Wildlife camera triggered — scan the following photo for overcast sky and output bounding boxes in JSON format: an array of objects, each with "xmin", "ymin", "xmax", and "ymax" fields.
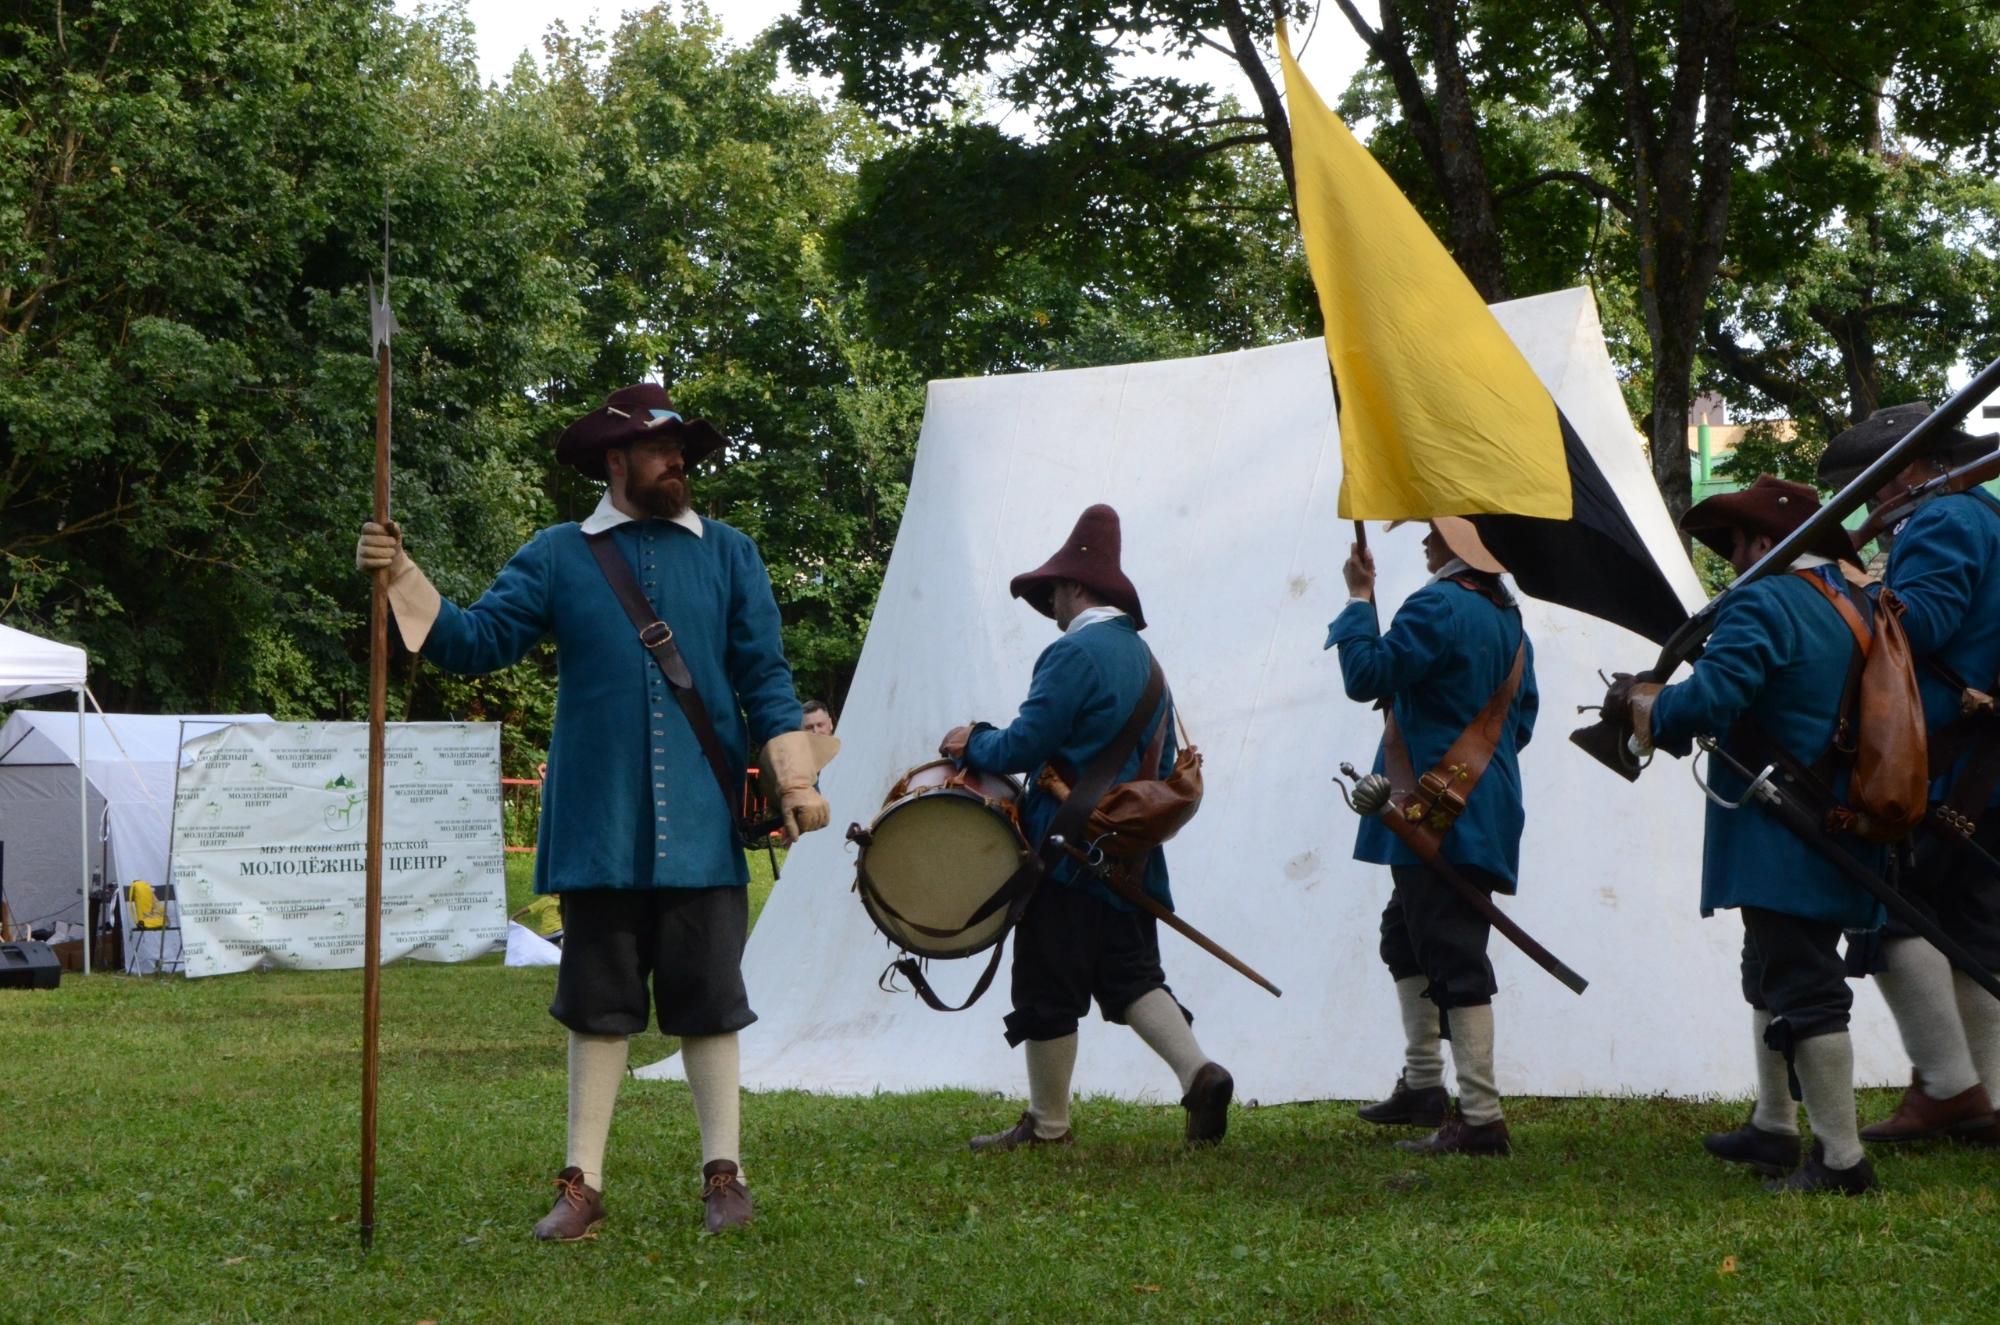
[{"xmin": 417, "ymin": 1, "xmax": 1368, "ymax": 115}]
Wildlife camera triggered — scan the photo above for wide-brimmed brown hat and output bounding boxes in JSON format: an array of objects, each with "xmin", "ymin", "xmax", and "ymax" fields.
[
  {"xmin": 1817, "ymin": 401, "xmax": 1991, "ymax": 485},
  {"xmin": 1009, "ymin": 504, "xmax": 1146, "ymax": 629},
  {"xmin": 555, "ymin": 383, "xmax": 727, "ymax": 481},
  {"xmin": 1681, "ymin": 474, "xmax": 1859, "ymax": 564},
  {"xmin": 1384, "ymin": 516, "xmax": 1506, "ymax": 575}
]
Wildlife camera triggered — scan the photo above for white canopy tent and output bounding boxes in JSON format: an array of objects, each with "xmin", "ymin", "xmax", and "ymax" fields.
[
  {"xmin": 641, "ymin": 285, "xmax": 1904, "ymax": 1101},
  {"xmin": 0, "ymin": 707, "xmax": 269, "ymax": 972},
  {"xmin": 0, "ymin": 622, "xmax": 89, "ymax": 971}
]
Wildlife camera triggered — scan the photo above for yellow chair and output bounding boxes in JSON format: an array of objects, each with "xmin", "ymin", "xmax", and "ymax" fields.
[{"xmin": 125, "ymin": 880, "xmax": 181, "ymax": 974}]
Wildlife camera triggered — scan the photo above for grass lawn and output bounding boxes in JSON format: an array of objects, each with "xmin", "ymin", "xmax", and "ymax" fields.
[{"xmin": 5, "ymin": 862, "xmax": 1995, "ymax": 1323}]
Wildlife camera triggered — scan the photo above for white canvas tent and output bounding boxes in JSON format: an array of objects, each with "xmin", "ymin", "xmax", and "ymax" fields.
[
  {"xmin": 0, "ymin": 622, "xmax": 89, "ymax": 968},
  {"xmin": 641, "ymin": 286, "xmax": 1903, "ymax": 1101},
  {"xmin": 0, "ymin": 709, "xmax": 269, "ymax": 971}
]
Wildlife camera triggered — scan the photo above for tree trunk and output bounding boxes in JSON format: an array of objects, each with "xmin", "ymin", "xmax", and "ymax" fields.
[
  {"xmin": 1330, "ymin": 0, "xmax": 1511, "ymax": 300},
  {"xmin": 1649, "ymin": 329, "xmax": 1698, "ymax": 525},
  {"xmin": 1414, "ymin": 1, "xmax": 1510, "ymax": 300},
  {"xmin": 1606, "ymin": 0, "xmax": 1738, "ymax": 527},
  {"xmin": 1217, "ymin": 0, "xmax": 1295, "ymax": 206}
]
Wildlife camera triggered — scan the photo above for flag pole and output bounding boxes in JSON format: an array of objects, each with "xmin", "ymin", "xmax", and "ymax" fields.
[{"xmin": 360, "ymin": 205, "xmax": 398, "ymax": 1251}]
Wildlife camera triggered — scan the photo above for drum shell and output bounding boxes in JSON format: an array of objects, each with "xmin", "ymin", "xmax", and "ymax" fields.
[{"xmin": 855, "ymin": 762, "xmax": 1029, "ymax": 961}]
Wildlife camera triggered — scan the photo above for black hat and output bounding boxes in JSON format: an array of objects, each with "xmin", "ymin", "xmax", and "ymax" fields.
[
  {"xmin": 1817, "ymin": 402, "xmax": 1990, "ymax": 485},
  {"xmin": 555, "ymin": 383, "xmax": 726, "ymax": 481}
]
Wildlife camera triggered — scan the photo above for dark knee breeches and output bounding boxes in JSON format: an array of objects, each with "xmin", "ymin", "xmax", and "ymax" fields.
[{"xmin": 1378, "ymin": 862, "xmax": 1501, "ymax": 1010}]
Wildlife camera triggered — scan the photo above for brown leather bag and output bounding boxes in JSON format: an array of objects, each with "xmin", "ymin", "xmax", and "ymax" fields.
[
  {"xmin": 1792, "ymin": 571, "xmax": 1929, "ymax": 841},
  {"xmin": 1036, "ymin": 679, "xmax": 1203, "ymax": 858}
]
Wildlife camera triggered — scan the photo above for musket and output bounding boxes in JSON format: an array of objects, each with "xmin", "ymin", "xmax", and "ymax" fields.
[
  {"xmin": 360, "ymin": 207, "xmax": 399, "ymax": 1251},
  {"xmin": 1848, "ymin": 443, "xmax": 2000, "ymax": 552},
  {"xmin": 1333, "ymin": 764, "xmax": 1589, "ymax": 995},
  {"xmin": 1047, "ymin": 836, "xmax": 1283, "ymax": 997},
  {"xmin": 1570, "ymin": 353, "xmax": 2000, "ymax": 779},
  {"xmin": 1695, "ymin": 736, "xmax": 2000, "ymax": 1004}
]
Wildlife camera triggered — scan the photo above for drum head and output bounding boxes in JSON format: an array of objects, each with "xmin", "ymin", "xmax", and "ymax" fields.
[{"xmin": 858, "ymin": 791, "xmax": 1028, "ymax": 961}]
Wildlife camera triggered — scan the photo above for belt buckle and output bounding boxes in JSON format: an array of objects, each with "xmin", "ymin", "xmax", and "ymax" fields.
[{"xmin": 639, "ymin": 620, "xmax": 673, "ymax": 647}]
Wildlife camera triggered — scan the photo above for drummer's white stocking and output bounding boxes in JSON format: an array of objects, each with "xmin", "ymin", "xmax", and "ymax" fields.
[
  {"xmin": 1126, "ymin": 988, "xmax": 1209, "ymax": 1094},
  {"xmin": 565, "ymin": 1031, "xmax": 629, "ymax": 1190},
  {"xmin": 682, "ymin": 1033, "xmax": 743, "ymax": 1172},
  {"xmin": 1025, "ymin": 1034, "xmax": 1077, "ymax": 1138}
]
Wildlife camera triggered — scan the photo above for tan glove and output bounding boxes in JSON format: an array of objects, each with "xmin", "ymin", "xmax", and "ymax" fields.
[
  {"xmin": 354, "ymin": 519, "xmax": 442, "ymax": 651},
  {"xmin": 759, "ymin": 729, "xmax": 838, "ymax": 843},
  {"xmin": 1627, "ymin": 682, "xmax": 1663, "ymax": 755}
]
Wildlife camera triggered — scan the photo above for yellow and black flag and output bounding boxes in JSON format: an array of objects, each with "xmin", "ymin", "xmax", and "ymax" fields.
[{"xmin": 1277, "ymin": 25, "xmax": 1686, "ymax": 644}]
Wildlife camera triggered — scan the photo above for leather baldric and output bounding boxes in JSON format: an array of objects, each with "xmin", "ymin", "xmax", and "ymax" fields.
[
  {"xmin": 584, "ymin": 529, "xmax": 778, "ymax": 845},
  {"xmin": 1382, "ymin": 642, "xmax": 1527, "ymax": 850},
  {"xmin": 893, "ymin": 654, "xmax": 1167, "ymax": 1013}
]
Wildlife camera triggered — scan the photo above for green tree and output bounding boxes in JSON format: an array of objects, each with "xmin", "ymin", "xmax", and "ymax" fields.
[
  {"xmin": 0, "ymin": 1, "xmax": 595, "ymax": 758},
  {"xmin": 781, "ymin": 2, "xmax": 1319, "ymax": 380}
]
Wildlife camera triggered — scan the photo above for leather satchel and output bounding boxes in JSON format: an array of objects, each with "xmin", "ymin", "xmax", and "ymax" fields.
[
  {"xmin": 1791, "ymin": 570, "xmax": 1929, "ymax": 842},
  {"xmin": 1035, "ymin": 656, "xmax": 1204, "ymax": 858}
]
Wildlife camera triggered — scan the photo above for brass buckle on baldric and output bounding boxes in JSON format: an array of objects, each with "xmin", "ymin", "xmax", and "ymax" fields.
[
  {"xmin": 639, "ymin": 621, "xmax": 673, "ymax": 647},
  {"xmin": 1414, "ymin": 766, "xmax": 1470, "ymax": 832}
]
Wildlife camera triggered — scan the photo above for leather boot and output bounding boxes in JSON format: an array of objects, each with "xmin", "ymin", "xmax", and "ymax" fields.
[
  {"xmin": 532, "ymin": 1166, "xmax": 606, "ymax": 1242},
  {"xmin": 701, "ymin": 1160, "xmax": 753, "ymax": 1233},
  {"xmin": 968, "ymin": 1110, "xmax": 1074, "ymax": 1153},
  {"xmin": 1702, "ymin": 1115, "xmax": 1802, "ymax": 1176},
  {"xmin": 1766, "ymin": 1139, "xmax": 1877, "ymax": 1195},
  {"xmin": 1357, "ymin": 1074, "xmax": 1451, "ymax": 1128},
  {"xmin": 1182, "ymin": 1062, "xmax": 1234, "ymax": 1146},
  {"xmin": 1858, "ymin": 1074, "xmax": 1996, "ymax": 1143},
  {"xmin": 1394, "ymin": 1106, "xmax": 1511, "ymax": 1157}
]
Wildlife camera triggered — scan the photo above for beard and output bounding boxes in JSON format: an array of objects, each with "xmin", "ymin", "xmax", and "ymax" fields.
[{"xmin": 627, "ymin": 473, "xmax": 689, "ymax": 520}]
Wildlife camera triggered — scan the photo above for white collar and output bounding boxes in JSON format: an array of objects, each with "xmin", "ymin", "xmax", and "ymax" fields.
[
  {"xmin": 1791, "ymin": 552, "xmax": 1834, "ymax": 570},
  {"xmin": 1065, "ymin": 605, "xmax": 1128, "ymax": 635},
  {"xmin": 578, "ymin": 491, "xmax": 704, "ymax": 538},
  {"xmin": 1424, "ymin": 557, "xmax": 1471, "ymax": 586}
]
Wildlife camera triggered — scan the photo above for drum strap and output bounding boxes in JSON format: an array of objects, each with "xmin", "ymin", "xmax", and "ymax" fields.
[
  {"xmin": 584, "ymin": 529, "xmax": 780, "ymax": 846},
  {"xmin": 892, "ymin": 655, "xmax": 1168, "ymax": 1012}
]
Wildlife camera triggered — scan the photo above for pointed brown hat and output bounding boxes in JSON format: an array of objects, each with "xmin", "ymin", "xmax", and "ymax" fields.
[
  {"xmin": 555, "ymin": 383, "xmax": 726, "ymax": 481},
  {"xmin": 1009, "ymin": 504, "xmax": 1147, "ymax": 629}
]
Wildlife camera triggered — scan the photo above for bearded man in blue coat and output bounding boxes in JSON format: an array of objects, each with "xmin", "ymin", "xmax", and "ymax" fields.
[
  {"xmin": 938, "ymin": 505, "xmax": 1236, "ymax": 1151},
  {"xmin": 356, "ymin": 384, "xmax": 833, "ymax": 1238},
  {"xmin": 1620, "ymin": 476, "xmax": 1886, "ymax": 1194},
  {"xmin": 1331, "ymin": 518, "xmax": 1538, "ymax": 1158},
  {"xmin": 1818, "ymin": 405, "xmax": 2000, "ymax": 1147}
]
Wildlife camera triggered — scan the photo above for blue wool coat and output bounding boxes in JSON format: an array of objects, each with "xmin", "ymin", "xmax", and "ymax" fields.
[
  {"xmin": 1326, "ymin": 580, "xmax": 1539, "ymax": 891},
  {"xmin": 962, "ymin": 616, "xmax": 1176, "ymax": 911},
  {"xmin": 1884, "ymin": 490, "xmax": 2000, "ymax": 809},
  {"xmin": 421, "ymin": 517, "xmax": 803, "ymax": 894},
  {"xmin": 1648, "ymin": 569, "xmax": 1885, "ymax": 929}
]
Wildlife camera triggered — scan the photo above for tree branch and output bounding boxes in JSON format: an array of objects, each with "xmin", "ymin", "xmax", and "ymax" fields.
[
  {"xmin": 1494, "ymin": 168, "xmax": 1636, "ymax": 217},
  {"xmin": 1702, "ymin": 316, "xmax": 1840, "ymax": 435}
]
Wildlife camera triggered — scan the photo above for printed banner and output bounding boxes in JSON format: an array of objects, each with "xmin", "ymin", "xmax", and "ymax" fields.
[{"xmin": 169, "ymin": 722, "xmax": 507, "ymax": 977}]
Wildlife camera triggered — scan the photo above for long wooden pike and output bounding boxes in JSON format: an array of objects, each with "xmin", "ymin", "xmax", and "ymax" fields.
[
  {"xmin": 360, "ymin": 207, "xmax": 399, "ymax": 1251},
  {"xmin": 1051, "ymin": 843, "xmax": 1283, "ymax": 997}
]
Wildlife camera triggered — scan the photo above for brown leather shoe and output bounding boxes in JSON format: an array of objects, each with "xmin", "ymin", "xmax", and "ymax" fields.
[
  {"xmin": 1394, "ymin": 1107, "xmax": 1512, "ymax": 1157},
  {"xmin": 1182, "ymin": 1062, "xmax": 1234, "ymax": 1146},
  {"xmin": 701, "ymin": 1160, "xmax": 753, "ymax": 1234},
  {"xmin": 1357, "ymin": 1074, "xmax": 1451, "ymax": 1128},
  {"xmin": 532, "ymin": 1166, "xmax": 605, "ymax": 1242},
  {"xmin": 1858, "ymin": 1074, "xmax": 1996, "ymax": 1144},
  {"xmin": 968, "ymin": 1110, "xmax": 1073, "ymax": 1153}
]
